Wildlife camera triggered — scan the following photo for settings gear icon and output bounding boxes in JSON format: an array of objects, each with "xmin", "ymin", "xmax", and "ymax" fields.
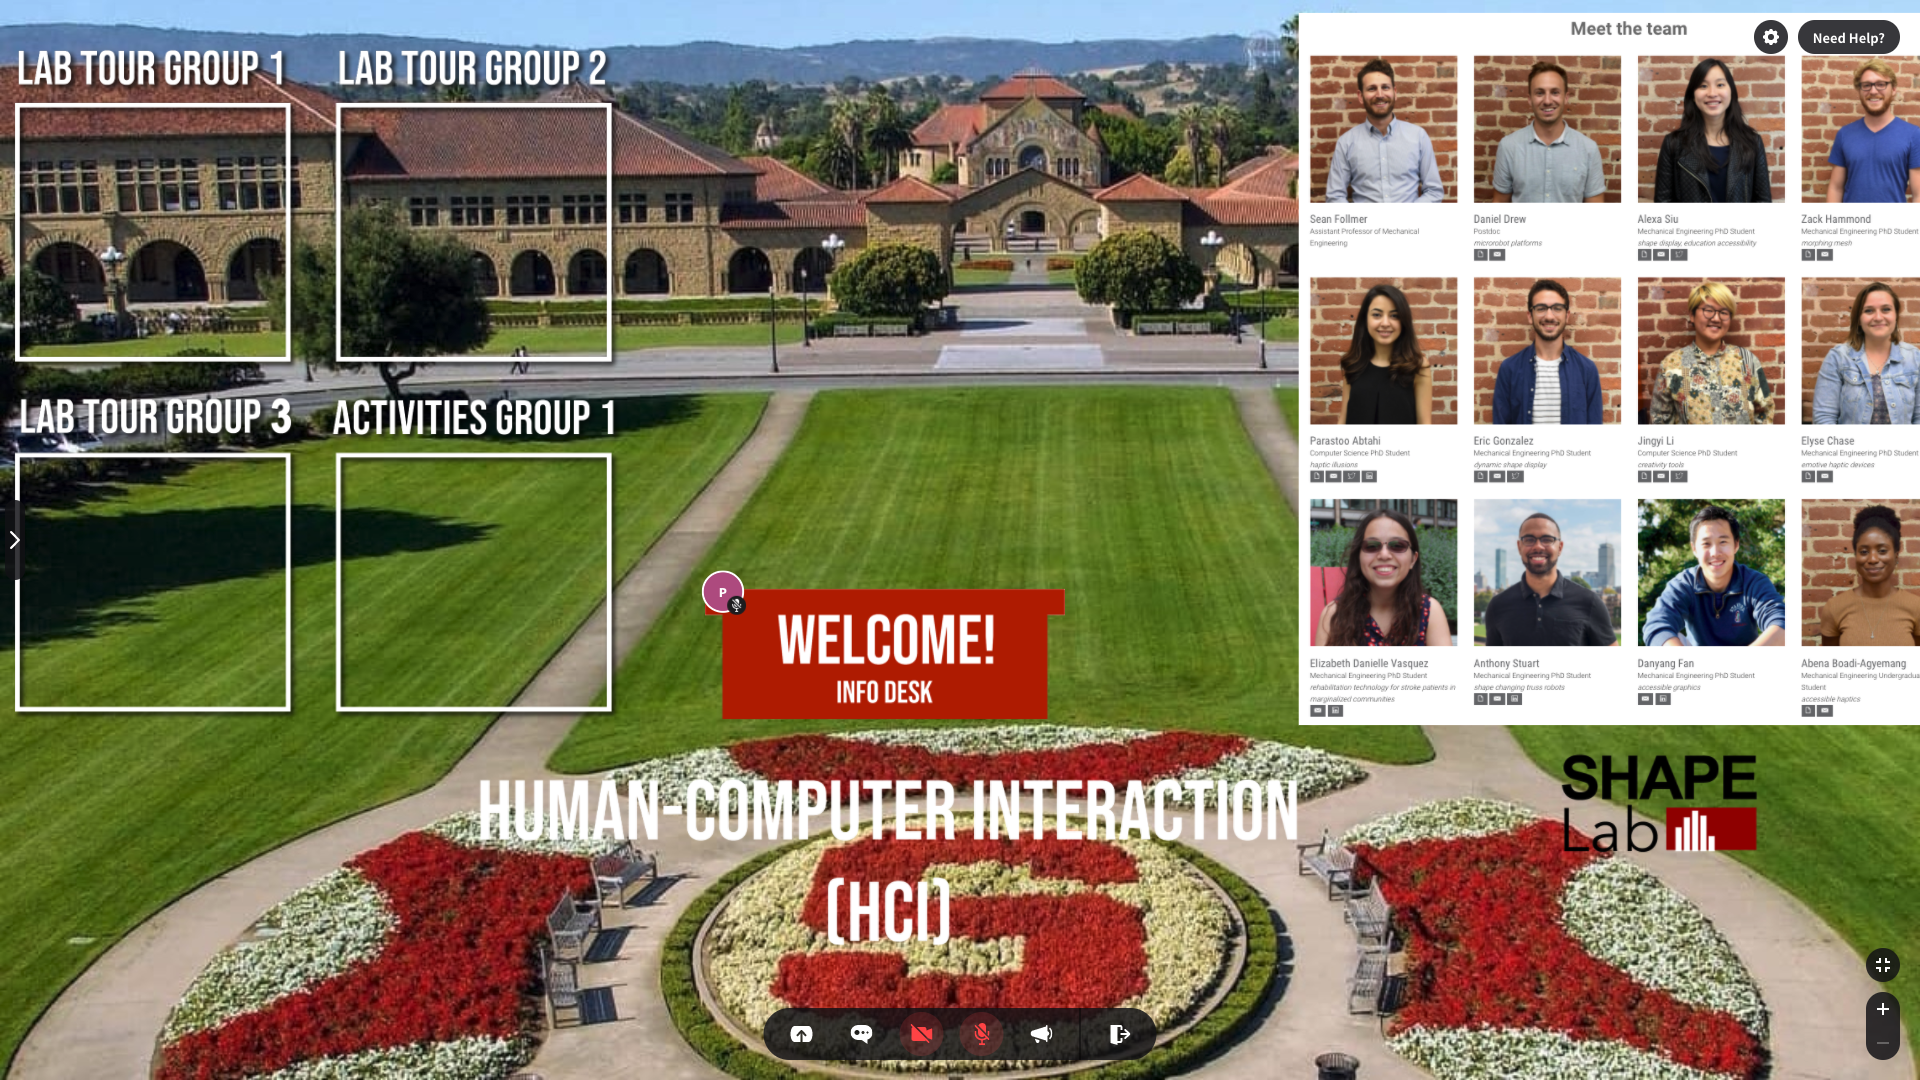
[
  {"xmin": 1762, "ymin": 27, "xmax": 1780, "ymax": 46},
  {"xmin": 1754, "ymin": 19, "xmax": 1789, "ymax": 54}
]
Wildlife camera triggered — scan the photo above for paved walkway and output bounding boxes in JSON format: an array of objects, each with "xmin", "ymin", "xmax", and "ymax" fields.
[{"xmin": 1234, "ymin": 386, "xmax": 1300, "ymax": 515}]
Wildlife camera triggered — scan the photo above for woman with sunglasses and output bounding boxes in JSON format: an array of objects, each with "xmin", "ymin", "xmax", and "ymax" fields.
[
  {"xmin": 1647, "ymin": 281, "xmax": 1773, "ymax": 424},
  {"xmin": 1316, "ymin": 508, "xmax": 1451, "ymax": 646}
]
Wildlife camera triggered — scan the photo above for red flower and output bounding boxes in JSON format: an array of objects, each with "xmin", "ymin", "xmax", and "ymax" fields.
[{"xmin": 730, "ymin": 731, "xmax": 1249, "ymax": 788}]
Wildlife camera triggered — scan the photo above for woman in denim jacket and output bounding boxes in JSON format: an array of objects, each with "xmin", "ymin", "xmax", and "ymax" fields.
[{"xmin": 1813, "ymin": 282, "xmax": 1920, "ymax": 424}]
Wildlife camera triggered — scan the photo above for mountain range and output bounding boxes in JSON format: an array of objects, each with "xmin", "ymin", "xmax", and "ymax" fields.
[{"xmin": 2, "ymin": 24, "xmax": 1256, "ymax": 85}]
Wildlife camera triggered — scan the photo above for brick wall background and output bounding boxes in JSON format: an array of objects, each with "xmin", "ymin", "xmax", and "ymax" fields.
[
  {"xmin": 1473, "ymin": 56, "xmax": 1623, "ymax": 204},
  {"xmin": 1800, "ymin": 500, "xmax": 1920, "ymax": 644},
  {"xmin": 1798, "ymin": 278, "xmax": 1920, "ymax": 422},
  {"xmin": 1636, "ymin": 277, "xmax": 1787, "ymax": 424},
  {"xmin": 1309, "ymin": 277, "xmax": 1459, "ymax": 425},
  {"xmin": 1636, "ymin": 56, "xmax": 1787, "ymax": 203},
  {"xmin": 1803, "ymin": 56, "xmax": 1920, "ymax": 201},
  {"xmin": 1310, "ymin": 56, "xmax": 1459, "ymax": 203},
  {"xmin": 1472, "ymin": 276, "xmax": 1623, "ymax": 424}
]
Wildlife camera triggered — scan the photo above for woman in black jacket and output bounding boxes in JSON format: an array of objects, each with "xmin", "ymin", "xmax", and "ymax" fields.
[{"xmin": 1654, "ymin": 59, "xmax": 1773, "ymax": 202}]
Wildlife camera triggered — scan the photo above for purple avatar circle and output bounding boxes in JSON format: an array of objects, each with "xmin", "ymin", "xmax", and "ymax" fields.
[{"xmin": 703, "ymin": 570, "xmax": 745, "ymax": 613}]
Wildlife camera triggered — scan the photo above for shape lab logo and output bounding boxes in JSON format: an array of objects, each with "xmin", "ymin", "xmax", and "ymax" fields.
[{"xmin": 1666, "ymin": 806, "xmax": 1757, "ymax": 852}]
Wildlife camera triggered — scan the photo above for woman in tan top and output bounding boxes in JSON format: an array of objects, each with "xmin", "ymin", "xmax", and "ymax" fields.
[{"xmin": 1821, "ymin": 504, "xmax": 1920, "ymax": 645}]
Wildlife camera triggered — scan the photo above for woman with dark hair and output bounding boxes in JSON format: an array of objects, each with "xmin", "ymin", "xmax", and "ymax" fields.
[
  {"xmin": 1820, "ymin": 505, "xmax": 1920, "ymax": 645},
  {"xmin": 1812, "ymin": 282, "xmax": 1920, "ymax": 424},
  {"xmin": 1338, "ymin": 284, "xmax": 1433, "ymax": 424},
  {"xmin": 1316, "ymin": 508, "xmax": 1452, "ymax": 646},
  {"xmin": 1653, "ymin": 59, "xmax": 1773, "ymax": 203}
]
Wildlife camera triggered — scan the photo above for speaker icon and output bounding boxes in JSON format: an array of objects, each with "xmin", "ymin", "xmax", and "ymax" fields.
[{"xmin": 1029, "ymin": 1025, "xmax": 1052, "ymax": 1043}]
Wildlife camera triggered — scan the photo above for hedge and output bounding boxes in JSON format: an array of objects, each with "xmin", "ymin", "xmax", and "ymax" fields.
[
  {"xmin": 660, "ymin": 837, "xmax": 1280, "ymax": 1080},
  {"xmin": 486, "ymin": 298, "xmax": 808, "ymax": 316},
  {"xmin": 22, "ymin": 362, "xmax": 265, "ymax": 401},
  {"xmin": 956, "ymin": 258, "xmax": 1014, "ymax": 272},
  {"xmin": 1045, "ymin": 256, "xmax": 1078, "ymax": 271}
]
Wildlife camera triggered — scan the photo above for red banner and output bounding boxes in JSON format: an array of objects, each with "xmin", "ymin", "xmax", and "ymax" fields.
[
  {"xmin": 1665, "ymin": 807, "xmax": 1758, "ymax": 851},
  {"xmin": 722, "ymin": 589, "xmax": 1066, "ymax": 720}
]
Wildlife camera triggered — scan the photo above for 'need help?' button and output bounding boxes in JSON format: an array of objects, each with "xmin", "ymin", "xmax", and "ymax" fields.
[{"xmin": 1799, "ymin": 20, "xmax": 1900, "ymax": 53}]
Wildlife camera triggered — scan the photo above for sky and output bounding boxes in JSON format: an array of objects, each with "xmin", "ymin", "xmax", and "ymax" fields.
[
  {"xmin": 14, "ymin": 2, "xmax": 1860, "ymax": 50},
  {"xmin": 1475, "ymin": 499, "xmax": 1622, "ymax": 590}
]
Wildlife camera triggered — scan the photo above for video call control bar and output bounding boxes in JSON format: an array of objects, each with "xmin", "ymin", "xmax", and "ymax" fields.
[{"xmin": 763, "ymin": 1008, "xmax": 1157, "ymax": 1063}]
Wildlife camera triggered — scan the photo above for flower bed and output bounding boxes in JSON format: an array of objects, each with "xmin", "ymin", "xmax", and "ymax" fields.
[
  {"xmin": 956, "ymin": 258, "xmax": 1014, "ymax": 271},
  {"xmin": 609, "ymin": 726, "xmax": 1365, "ymax": 810},
  {"xmin": 1351, "ymin": 799, "xmax": 1768, "ymax": 1080},
  {"xmin": 704, "ymin": 817, "xmax": 1234, "ymax": 1068},
  {"xmin": 158, "ymin": 826, "xmax": 594, "ymax": 1080}
]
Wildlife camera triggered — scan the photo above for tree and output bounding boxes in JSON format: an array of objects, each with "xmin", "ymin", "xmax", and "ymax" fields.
[
  {"xmin": 719, "ymin": 86, "xmax": 756, "ymax": 154},
  {"xmin": 1089, "ymin": 111, "xmax": 1177, "ymax": 182},
  {"xmin": 864, "ymin": 84, "xmax": 911, "ymax": 184},
  {"xmin": 830, "ymin": 96, "xmax": 866, "ymax": 189},
  {"xmin": 1161, "ymin": 144, "xmax": 1220, "ymax": 186},
  {"xmin": 20, "ymin": 266, "xmax": 80, "ymax": 348},
  {"xmin": 1282, "ymin": 15, "xmax": 1300, "ymax": 61},
  {"xmin": 262, "ymin": 234, "xmax": 337, "ymax": 381},
  {"xmin": 1252, "ymin": 72, "xmax": 1278, "ymax": 128},
  {"xmin": 1074, "ymin": 230, "xmax": 1204, "ymax": 316},
  {"xmin": 1637, "ymin": 499, "xmax": 1786, "ymax": 618},
  {"xmin": 931, "ymin": 161, "xmax": 959, "ymax": 183},
  {"xmin": 827, "ymin": 243, "xmax": 948, "ymax": 317},
  {"xmin": 1178, "ymin": 105, "xmax": 1205, "ymax": 181},
  {"xmin": 0, "ymin": 279, "xmax": 17, "ymax": 425},
  {"xmin": 1210, "ymin": 105, "xmax": 1240, "ymax": 186},
  {"xmin": 339, "ymin": 204, "xmax": 491, "ymax": 397}
]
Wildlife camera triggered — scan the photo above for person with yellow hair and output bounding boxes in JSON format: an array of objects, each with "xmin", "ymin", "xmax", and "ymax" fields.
[
  {"xmin": 1647, "ymin": 282, "xmax": 1772, "ymax": 424},
  {"xmin": 1825, "ymin": 57, "xmax": 1920, "ymax": 203}
]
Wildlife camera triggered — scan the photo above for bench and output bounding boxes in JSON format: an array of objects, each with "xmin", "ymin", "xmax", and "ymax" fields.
[
  {"xmin": 833, "ymin": 323, "xmax": 871, "ymax": 337},
  {"xmin": 1345, "ymin": 879, "xmax": 1392, "ymax": 946},
  {"xmin": 592, "ymin": 843, "xmax": 660, "ymax": 909},
  {"xmin": 546, "ymin": 888, "xmax": 600, "ymax": 963},
  {"xmin": 540, "ymin": 944, "xmax": 582, "ymax": 1028},
  {"xmin": 1347, "ymin": 942, "xmax": 1390, "ymax": 1014},
  {"xmin": 1134, "ymin": 321, "xmax": 1175, "ymax": 335},
  {"xmin": 872, "ymin": 323, "xmax": 911, "ymax": 336},
  {"xmin": 1175, "ymin": 321, "xmax": 1214, "ymax": 335},
  {"xmin": 1296, "ymin": 828, "xmax": 1357, "ymax": 899}
]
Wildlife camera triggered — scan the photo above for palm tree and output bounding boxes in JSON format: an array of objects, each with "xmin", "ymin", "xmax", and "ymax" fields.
[
  {"xmin": 1209, "ymin": 105, "xmax": 1239, "ymax": 187},
  {"xmin": 864, "ymin": 85, "xmax": 912, "ymax": 184},
  {"xmin": 1178, "ymin": 105, "xmax": 1205, "ymax": 186},
  {"xmin": 830, "ymin": 96, "xmax": 867, "ymax": 189},
  {"xmin": 1281, "ymin": 15, "xmax": 1300, "ymax": 62}
]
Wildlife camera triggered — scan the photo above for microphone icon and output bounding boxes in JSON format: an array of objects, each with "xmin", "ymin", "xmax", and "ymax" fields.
[{"xmin": 973, "ymin": 1022, "xmax": 990, "ymax": 1047}]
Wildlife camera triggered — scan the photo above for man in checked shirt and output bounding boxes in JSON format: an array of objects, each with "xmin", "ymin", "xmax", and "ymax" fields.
[{"xmin": 1326, "ymin": 59, "xmax": 1446, "ymax": 203}]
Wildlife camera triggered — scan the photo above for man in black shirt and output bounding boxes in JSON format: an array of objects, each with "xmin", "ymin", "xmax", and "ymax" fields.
[{"xmin": 1483, "ymin": 512, "xmax": 1616, "ymax": 646}]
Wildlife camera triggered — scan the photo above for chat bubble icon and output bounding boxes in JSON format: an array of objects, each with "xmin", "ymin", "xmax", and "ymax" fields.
[{"xmin": 850, "ymin": 1024, "xmax": 873, "ymax": 1044}]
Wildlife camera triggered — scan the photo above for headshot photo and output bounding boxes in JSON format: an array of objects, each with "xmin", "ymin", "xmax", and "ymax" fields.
[
  {"xmin": 1803, "ymin": 279, "xmax": 1920, "ymax": 424},
  {"xmin": 1473, "ymin": 276, "xmax": 1623, "ymax": 425},
  {"xmin": 1638, "ymin": 499, "xmax": 1786, "ymax": 647},
  {"xmin": 1309, "ymin": 277, "xmax": 1458, "ymax": 425},
  {"xmin": 1804, "ymin": 57, "xmax": 1920, "ymax": 203},
  {"xmin": 1802, "ymin": 501, "xmax": 1920, "ymax": 645},
  {"xmin": 1639, "ymin": 56, "xmax": 1785, "ymax": 203},
  {"xmin": 1309, "ymin": 499, "xmax": 1458, "ymax": 646},
  {"xmin": 1310, "ymin": 55, "xmax": 1457, "ymax": 203},
  {"xmin": 1637, "ymin": 278, "xmax": 1784, "ymax": 425},
  {"xmin": 1475, "ymin": 500, "xmax": 1621, "ymax": 646},
  {"xmin": 1474, "ymin": 57, "xmax": 1620, "ymax": 204}
]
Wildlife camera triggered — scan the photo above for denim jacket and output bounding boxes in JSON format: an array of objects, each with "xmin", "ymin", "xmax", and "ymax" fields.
[{"xmin": 1812, "ymin": 341, "xmax": 1920, "ymax": 424}]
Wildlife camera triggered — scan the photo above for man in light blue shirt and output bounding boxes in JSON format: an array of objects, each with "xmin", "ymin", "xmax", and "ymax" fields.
[
  {"xmin": 1325, "ymin": 58, "xmax": 1445, "ymax": 203},
  {"xmin": 1491, "ymin": 61, "xmax": 1606, "ymax": 204}
]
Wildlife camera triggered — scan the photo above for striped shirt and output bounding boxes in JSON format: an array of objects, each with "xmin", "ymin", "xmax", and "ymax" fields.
[{"xmin": 1533, "ymin": 354, "xmax": 1562, "ymax": 425}]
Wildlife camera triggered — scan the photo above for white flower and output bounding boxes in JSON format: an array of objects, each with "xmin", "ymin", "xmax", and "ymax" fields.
[
  {"xmin": 250, "ymin": 1036, "xmax": 529, "ymax": 1080},
  {"xmin": 427, "ymin": 810, "xmax": 617, "ymax": 858},
  {"xmin": 1342, "ymin": 797, "xmax": 1539, "ymax": 849},
  {"xmin": 1388, "ymin": 1025, "xmax": 1742, "ymax": 1080}
]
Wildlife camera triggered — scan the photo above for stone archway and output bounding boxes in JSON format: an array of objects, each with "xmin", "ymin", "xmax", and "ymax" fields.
[
  {"xmin": 1068, "ymin": 210, "xmax": 1102, "ymax": 251},
  {"xmin": 33, "ymin": 242, "xmax": 106, "ymax": 303},
  {"xmin": 1215, "ymin": 242, "xmax": 1262, "ymax": 290},
  {"xmin": 1279, "ymin": 244, "xmax": 1299, "ymax": 281},
  {"xmin": 226, "ymin": 238, "xmax": 283, "ymax": 302},
  {"xmin": 791, "ymin": 247, "xmax": 835, "ymax": 293},
  {"xmin": 726, "ymin": 247, "xmax": 772, "ymax": 294},
  {"xmin": 566, "ymin": 249, "xmax": 607, "ymax": 296},
  {"xmin": 472, "ymin": 252, "xmax": 500, "ymax": 297},
  {"xmin": 510, "ymin": 251, "xmax": 556, "ymax": 297},
  {"xmin": 129, "ymin": 240, "xmax": 207, "ymax": 303},
  {"xmin": 623, "ymin": 249, "xmax": 669, "ymax": 295}
]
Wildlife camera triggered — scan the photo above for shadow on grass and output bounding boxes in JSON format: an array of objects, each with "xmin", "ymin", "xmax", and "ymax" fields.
[
  {"xmin": 21, "ymin": 459, "xmax": 202, "ymax": 511},
  {"xmin": 427, "ymin": 395, "xmax": 705, "ymax": 444},
  {"xmin": 20, "ymin": 504, "xmax": 493, "ymax": 644}
]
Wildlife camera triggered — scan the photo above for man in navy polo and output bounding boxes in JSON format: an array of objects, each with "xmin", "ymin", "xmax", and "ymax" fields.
[
  {"xmin": 1641, "ymin": 504, "xmax": 1785, "ymax": 647},
  {"xmin": 1490, "ymin": 280, "xmax": 1604, "ymax": 424}
]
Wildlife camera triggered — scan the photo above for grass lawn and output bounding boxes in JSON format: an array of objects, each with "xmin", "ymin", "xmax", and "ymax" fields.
[
  {"xmin": 952, "ymin": 268, "xmax": 1012, "ymax": 287},
  {"xmin": 1511, "ymin": 725, "xmax": 1920, "ymax": 1060},
  {"xmin": 339, "ymin": 457, "xmax": 609, "ymax": 708},
  {"xmin": 1260, "ymin": 315, "xmax": 1299, "ymax": 343},
  {"xmin": 20, "ymin": 458, "xmax": 289, "ymax": 709},
  {"xmin": 553, "ymin": 386, "xmax": 1432, "ymax": 773},
  {"xmin": 26, "ymin": 332, "xmax": 286, "ymax": 359},
  {"xmin": 1047, "ymin": 269, "xmax": 1078, "ymax": 286},
  {"xmin": 1274, "ymin": 386, "xmax": 1299, "ymax": 435},
  {"xmin": 465, "ymin": 323, "xmax": 805, "ymax": 356},
  {"xmin": 0, "ymin": 393, "xmax": 768, "ymax": 1071}
]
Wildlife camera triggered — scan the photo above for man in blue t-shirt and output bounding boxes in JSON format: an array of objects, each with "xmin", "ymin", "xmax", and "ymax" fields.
[{"xmin": 1826, "ymin": 57, "xmax": 1920, "ymax": 203}]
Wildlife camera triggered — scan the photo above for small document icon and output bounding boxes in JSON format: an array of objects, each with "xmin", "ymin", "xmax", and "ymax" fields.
[{"xmin": 910, "ymin": 1025, "xmax": 935, "ymax": 1043}]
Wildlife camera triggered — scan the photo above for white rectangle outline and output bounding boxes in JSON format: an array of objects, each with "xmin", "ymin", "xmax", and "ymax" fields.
[
  {"xmin": 14, "ymin": 452, "xmax": 294, "ymax": 713},
  {"xmin": 15, "ymin": 101, "xmax": 295, "ymax": 364},
  {"xmin": 333, "ymin": 451, "xmax": 615, "ymax": 713},
  {"xmin": 332, "ymin": 101, "xmax": 615, "ymax": 365}
]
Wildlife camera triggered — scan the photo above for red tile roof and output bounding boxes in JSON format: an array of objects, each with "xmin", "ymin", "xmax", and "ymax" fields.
[
  {"xmin": 342, "ymin": 105, "xmax": 758, "ymax": 181},
  {"xmin": 0, "ymin": 68, "xmax": 337, "ymax": 137},
  {"xmin": 1096, "ymin": 102, "xmax": 1137, "ymax": 119},
  {"xmin": 742, "ymin": 156, "xmax": 836, "ymax": 201},
  {"xmin": 1191, "ymin": 192, "xmax": 1300, "ymax": 226},
  {"xmin": 863, "ymin": 175, "xmax": 954, "ymax": 204},
  {"xmin": 1221, "ymin": 149, "xmax": 1300, "ymax": 195},
  {"xmin": 720, "ymin": 200, "xmax": 866, "ymax": 229},
  {"xmin": 979, "ymin": 74, "xmax": 1085, "ymax": 102},
  {"xmin": 1094, "ymin": 173, "xmax": 1187, "ymax": 202},
  {"xmin": 910, "ymin": 103, "xmax": 984, "ymax": 148}
]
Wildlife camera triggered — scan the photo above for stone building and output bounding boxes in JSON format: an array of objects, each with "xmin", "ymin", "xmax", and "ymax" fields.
[{"xmin": 2, "ymin": 69, "xmax": 337, "ymax": 304}]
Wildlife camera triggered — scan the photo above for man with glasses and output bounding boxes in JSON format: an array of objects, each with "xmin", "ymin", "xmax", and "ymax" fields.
[
  {"xmin": 1825, "ymin": 58, "xmax": 1920, "ymax": 203},
  {"xmin": 1326, "ymin": 58, "xmax": 1446, "ymax": 203},
  {"xmin": 1483, "ymin": 512, "xmax": 1616, "ymax": 646},
  {"xmin": 1490, "ymin": 279, "xmax": 1603, "ymax": 424},
  {"xmin": 1648, "ymin": 281, "xmax": 1773, "ymax": 424}
]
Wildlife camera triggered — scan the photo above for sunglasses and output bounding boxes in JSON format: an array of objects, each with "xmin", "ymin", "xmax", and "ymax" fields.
[{"xmin": 1361, "ymin": 539, "xmax": 1413, "ymax": 553}]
